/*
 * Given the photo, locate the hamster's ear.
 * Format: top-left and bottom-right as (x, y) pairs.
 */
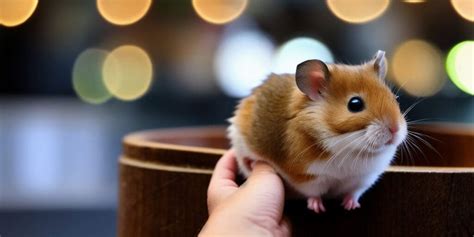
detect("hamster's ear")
(295, 60), (330, 100)
(372, 50), (387, 79)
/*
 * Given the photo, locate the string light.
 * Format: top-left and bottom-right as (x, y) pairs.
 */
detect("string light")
(72, 49), (112, 104)
(0, 0), (38, 27)
(192, 0), (247, 24)
(97, 0), (152, 25)
(451, 0), (474, 22)
(403, 0), (426, 3)
(214, 30), (275, 97)
(391, 40), (445, 97)
(327, 0), (390, 24)
(102, 45), (153, 101)
(272, 37), (334, 74)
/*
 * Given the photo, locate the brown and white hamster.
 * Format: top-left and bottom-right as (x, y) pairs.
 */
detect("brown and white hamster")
(228, 50), (407, 213)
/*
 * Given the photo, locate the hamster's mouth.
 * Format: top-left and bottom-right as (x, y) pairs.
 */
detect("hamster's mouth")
(385, 137), (395, 145)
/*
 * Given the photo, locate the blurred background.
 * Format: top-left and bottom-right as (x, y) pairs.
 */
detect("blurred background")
(0, 0), (473, 236)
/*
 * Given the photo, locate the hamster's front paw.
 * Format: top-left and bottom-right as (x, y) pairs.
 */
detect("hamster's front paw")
(243, 157), (256, 171)
(307, 197), (326, 213)
(341, 194), (361, 210)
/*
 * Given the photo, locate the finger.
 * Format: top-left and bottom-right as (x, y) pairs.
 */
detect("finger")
(209, 150), (238, 189)
(240, 161), (286, 219)
(207, 150), (239, 213)
(246, 161), (280, 186)
(277, 217), (292, 237)
(249, 161), (277, 177)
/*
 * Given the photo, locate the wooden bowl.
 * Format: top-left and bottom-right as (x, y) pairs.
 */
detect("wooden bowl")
(118, 124), (474, 237)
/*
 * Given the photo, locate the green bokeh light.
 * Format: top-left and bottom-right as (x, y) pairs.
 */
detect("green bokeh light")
(446, 41), (474, 95)
(72, 49), (112, 104)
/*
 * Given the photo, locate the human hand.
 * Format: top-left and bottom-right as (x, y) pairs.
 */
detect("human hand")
(199, 150), (290, 237)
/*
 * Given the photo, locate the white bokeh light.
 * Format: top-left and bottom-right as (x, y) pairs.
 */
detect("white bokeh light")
(214, 30), (275, 97)
(272, 37), (334, 74)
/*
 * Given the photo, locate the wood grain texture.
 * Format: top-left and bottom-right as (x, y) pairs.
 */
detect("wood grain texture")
(118, 124), (474, 237)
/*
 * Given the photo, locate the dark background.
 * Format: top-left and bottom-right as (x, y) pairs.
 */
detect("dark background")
(0, 0), (473, 236)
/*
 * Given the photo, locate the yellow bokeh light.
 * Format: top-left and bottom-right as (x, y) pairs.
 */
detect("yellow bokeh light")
(0, 0), (38, 27)
(391, 40), (445, 97)
(327, 0), (390, 24)
(451, 0), (474, 22)
(73, 49), (112, 104)
(404, 0), (426, 3)
(97, 0), (152, 25)
(102, 45), (153, 101)
(192, 0), (247, 24)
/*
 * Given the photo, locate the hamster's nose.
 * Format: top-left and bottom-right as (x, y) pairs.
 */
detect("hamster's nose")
(389, 125), (399, 135)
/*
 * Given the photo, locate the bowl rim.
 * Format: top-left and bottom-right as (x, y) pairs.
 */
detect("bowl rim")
(121, 124), (474, 173)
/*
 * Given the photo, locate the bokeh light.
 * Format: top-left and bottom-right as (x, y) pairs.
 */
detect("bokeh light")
(103, 45), (153, 101)
(403, 0), (426, 3)
(451, 0), (474, 22)
(446, 41), (474, 95)
(0, 0), (38, 27)
(97, 0), (152, 25)
(192, 0), (248, 24)
(171, 26), (219, 96)
(391, 40), (445, 97)
(327, 0), (390, 24)
(214, 30), (275, 97)
(272, 37), (333, 74)
(72, 49), (112, 104)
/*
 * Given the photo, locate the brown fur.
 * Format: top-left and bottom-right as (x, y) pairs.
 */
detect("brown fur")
(232, 62), (402, 184)
(323, 64), (401, 135)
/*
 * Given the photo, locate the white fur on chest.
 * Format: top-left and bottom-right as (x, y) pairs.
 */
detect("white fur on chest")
(308, 147), (396, 177)
(299, 147), (396, 198)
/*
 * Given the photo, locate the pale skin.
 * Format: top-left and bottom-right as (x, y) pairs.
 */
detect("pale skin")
(199, 150), (291, 237)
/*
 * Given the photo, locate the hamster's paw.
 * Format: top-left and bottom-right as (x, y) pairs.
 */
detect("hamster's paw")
(341, 195), (361, 210)
(243, 157), (256, 171)
(307, 197), (326, 213)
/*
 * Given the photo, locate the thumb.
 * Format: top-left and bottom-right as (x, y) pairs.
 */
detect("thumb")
(246, 161), (283, 192)
(238, 161), (285, 218)
(248, 161), (278, 180)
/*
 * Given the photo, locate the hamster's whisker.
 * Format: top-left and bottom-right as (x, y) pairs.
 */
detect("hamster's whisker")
(319, 131), (365, 162)
(408, 130), (442, 143)
(406, 118), (436, 125)
(319, 129), (365, 144)
(408, 131), (443, 160)
(402, 99), (426, 117)
(321, 139), (357, 172)
(405, 135), (427, 164)
(352, 142), (366, 171)
(336, 136), (365, 169)
(397, 140), (408, 165)
(362, 139), (376, 169)
(394, 80), (409, 97)
(288, 141), (327, 173)
(400, 139), (413, 166)
(352, 137), (372, 170)
(405, 136), (419, 166)
(323, 134), (364, 172)
(351, 148), (360, 170)
(367, 140), (377, 166)
(293, 142), (320, 163)
(327, 132), (363, 161)
(289, 131), (363, 170)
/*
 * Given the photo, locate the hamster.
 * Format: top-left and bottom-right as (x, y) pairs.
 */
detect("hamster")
(227, 50), (407, 213)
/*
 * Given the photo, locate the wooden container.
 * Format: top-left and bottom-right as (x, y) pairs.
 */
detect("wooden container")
(118, 124), (474, 237)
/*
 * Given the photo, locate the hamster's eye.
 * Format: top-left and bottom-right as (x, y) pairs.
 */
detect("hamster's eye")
(348, 96), (365, 113)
